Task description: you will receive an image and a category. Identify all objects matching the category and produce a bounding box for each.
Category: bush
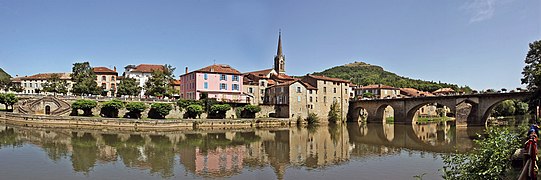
[148,103,173,119]
[209,104,231,119]
[328,101,341,123]
[306,113,319,124]
[100,100,124,118]
[185,104,204,119]
[71,99,97,116]
[125,102,147,119]
[240,105,261,118]
[177,99,202,110]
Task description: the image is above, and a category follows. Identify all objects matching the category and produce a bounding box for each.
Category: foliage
[328,101,341,123]
[185,104,204,119]
[0,68,11,91]
[313,61,472,93]
[71,99,97,116]
[9,84,24,93]
[100,100,124,118]
[116,77,141,97]
[177,99,203,111]
[442,128,522,180]
[71,62,100,95]
[148,103,173,119]
[125,102,147,119]
[515,101,529,115]
[492,100,530,117]
[239,105,261,118]
[522,40,541,109]
[362,92,374,98]
[144,64,176,98]
[306,113,319,124]
[42,73,69,95]
[0,93,18,111]
[209,104,231,119]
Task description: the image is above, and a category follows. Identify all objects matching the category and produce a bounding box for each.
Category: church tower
[274,31,286,74]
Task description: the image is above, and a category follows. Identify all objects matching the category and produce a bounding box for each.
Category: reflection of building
[194,147,244,177]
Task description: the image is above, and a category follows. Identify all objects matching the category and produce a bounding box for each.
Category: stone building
[355,84,400,99]
[123,64,165,97]
[264,80,316,119]
[301,75,350,121]
[92,67,118,97]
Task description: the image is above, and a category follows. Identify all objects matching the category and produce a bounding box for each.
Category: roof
[357,84,398,90]
[194,64,242,75]
[433,88,455,94]
[130,64,165,73]
[306,74,350,83]
[400,88,434,97]
[171,79,181,86]
[19,73,72,80]
[92,67,117,74]
[245,69,275,77]
[272,80,318,90]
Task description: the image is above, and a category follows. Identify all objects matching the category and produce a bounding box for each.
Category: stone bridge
[347,92,533,126]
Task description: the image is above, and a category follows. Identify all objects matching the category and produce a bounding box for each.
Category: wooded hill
[312,62,472,93]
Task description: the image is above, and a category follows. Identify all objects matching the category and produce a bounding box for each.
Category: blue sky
[0,0,539,90]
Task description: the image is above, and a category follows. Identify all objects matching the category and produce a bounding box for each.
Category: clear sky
[0,0,540,90]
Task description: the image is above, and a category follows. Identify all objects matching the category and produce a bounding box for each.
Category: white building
[14,73,74,95]
[123,64,165,97]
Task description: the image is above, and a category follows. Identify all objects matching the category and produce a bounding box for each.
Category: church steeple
[274,30,286,74]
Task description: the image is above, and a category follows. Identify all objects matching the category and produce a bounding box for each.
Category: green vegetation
[185,104,204,119]
[116,77,141,97]
[442,127,522,180]
[385,116,394,123]
[0,68,11,91]
[144,64,177,98]
[209,104,231,119]
[306,113,319,124]
[239,105,261,118]
[100,100,124,118]
[521,39,541,110]
[125,102,147,119]
[328,101,341,123]
[177,99,203,111]
[313,61,472,93]
[42,73,69,96]
[492,100,529,117]
[71,99,97,116]
[71,62,100,95]
[0,93,18,111]
[416,116,451,123]
[148,103,173,119]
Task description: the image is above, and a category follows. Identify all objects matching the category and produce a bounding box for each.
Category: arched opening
[45,105,51,115]
[485,99,530,125]
[376,104,394,123]
[407,102,454,124]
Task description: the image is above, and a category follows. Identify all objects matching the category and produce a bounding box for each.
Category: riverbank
[0,112,293,131]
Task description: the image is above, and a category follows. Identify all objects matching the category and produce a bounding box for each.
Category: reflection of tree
[0,127,21,148]
[116,135,146,168]
[146,135,175,178]
[328,123,341,145]
[71,132,98,174]
[42,140,69,162]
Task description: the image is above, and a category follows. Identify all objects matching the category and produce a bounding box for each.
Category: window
[323,87,327,93]
[24,83,27,87]
[334,88,337,93]
[220,74,227,81]
[260,81,265,86]
[220,83,227,90]
[261,89,265,95]
[297,96,301,102]
[309,97,313,103]
[232,84,239,90]
[111,76,115,81]
[280,87,284,93]
[204,73,208,80]
[102,76,106,81]
[309,90,312,94]
[296,87,301,93]
[232,75,239,81]
[101,83,106,89]
[29,83,32,88]
[249,87,253,93]
[324,96,327,103]
[204,82,208,89]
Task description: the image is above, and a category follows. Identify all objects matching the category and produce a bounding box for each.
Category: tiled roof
[433,88,455,94]
[194,64,242,75]
[245,69,274,77]
[400,88,434,97]
[273,80,318,90]
[92,67,117,74]
[357,84,398,90]
[306,74,350,83]
[131,64,165,73]
[171,80,181,86]
[20,73,72,80]
[273,73,296,80]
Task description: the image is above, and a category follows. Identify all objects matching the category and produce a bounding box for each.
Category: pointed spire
[277,29,282,56]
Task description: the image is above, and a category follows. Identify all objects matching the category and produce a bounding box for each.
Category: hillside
[0,68,10,79]
[312,62,472,92]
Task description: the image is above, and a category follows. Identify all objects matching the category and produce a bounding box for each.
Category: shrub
[185,104,204,119]
[148,103,173,119]
[71,99,97,116]
[306,113,319,124]
[328,101,341,123]
[125,102,147,119]
[100,100,124,118]
[240,105,261,118]
[177,99,201,110]
[209,104,231,119]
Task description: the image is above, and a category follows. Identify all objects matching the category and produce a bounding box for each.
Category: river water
[0,118,529,180]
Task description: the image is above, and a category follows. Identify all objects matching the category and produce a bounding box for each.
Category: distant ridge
[312,61,472,92]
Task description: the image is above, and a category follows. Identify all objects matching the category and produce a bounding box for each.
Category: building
[123,64,165,97]
[179,64,247,103]
[15,73,73,95]
[301,74,350,121]
[92,67,118,97]
[400,87,439,117]
[355,84,400,99]
[264,80,316,119]
[432,88,455,96]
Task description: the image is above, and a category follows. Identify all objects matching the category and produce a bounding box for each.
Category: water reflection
[0,121,500,179]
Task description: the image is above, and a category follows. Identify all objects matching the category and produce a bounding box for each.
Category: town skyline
[1,0,540,90]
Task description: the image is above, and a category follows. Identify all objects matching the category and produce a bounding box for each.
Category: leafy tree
[209,104,231,119]
[125,102,147,119]
[0,93,18,111]
[185,104,204,119]
[492,100,516,117]
[144,64,175,98]
[515,101,529,115]
[177,99,203,110]
[117,77,141,97]
[42,73,69,96]
[306,113,319,124]
[71,62,100,96]
[362,92,374,98]
[9,84,24,93]
[328,101,341,123]
[71,99,97,116]
[521,40,541,108]
[148,103,173,119]
[100,100,124,118]
[241,105,261,118]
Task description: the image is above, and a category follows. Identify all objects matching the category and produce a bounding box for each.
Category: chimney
[185,67,188,74]
[114,66,117,72]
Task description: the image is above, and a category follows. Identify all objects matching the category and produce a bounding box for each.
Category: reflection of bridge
[348,92,532,126]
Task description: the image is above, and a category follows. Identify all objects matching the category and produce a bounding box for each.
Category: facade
[93,67,118,97]
[264,80,316,119]
[179,64,246,103]
[123,64,165,97]
[355,84,400,99]
[301,75,350,121]
[15,73,73,95]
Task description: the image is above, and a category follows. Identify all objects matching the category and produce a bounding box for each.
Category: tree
[42,73,69,96]
[148,103,173,119]
[241,105,261,118]
[9,84,24,93]
[492,100,516,117]
[328,101,341,123]
[0,93,18,111]
[100,100,124,118]
[125,102,147,119]
[144,64,175,98]
[71,99,97,116]
[116,77,141,97]
[515,101,529,115]
[522,40,541,110]
[209,104,231,119]
[71,62,100,96]
[185,104,204,119]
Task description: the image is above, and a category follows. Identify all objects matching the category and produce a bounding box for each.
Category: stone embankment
[0,112,293,131]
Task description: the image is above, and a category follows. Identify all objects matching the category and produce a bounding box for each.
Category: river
[0,117,530,180]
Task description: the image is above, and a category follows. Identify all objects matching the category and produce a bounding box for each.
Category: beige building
[15,73,73,95]
[355,84,400,99]
[264,80,316,119]
[93,67,118,97]
[301,74,350,121]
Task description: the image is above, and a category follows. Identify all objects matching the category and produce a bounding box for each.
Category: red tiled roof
[20,73,72,80]
[400,88,434,97]
[131,64,165,73]
[92,67,117,75]
[171,79,181,86]
[194,64,242,75]
[306,74,350,83]
[357,84,398,90]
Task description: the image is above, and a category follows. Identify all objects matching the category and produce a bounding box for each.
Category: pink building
[180,64,247,103]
